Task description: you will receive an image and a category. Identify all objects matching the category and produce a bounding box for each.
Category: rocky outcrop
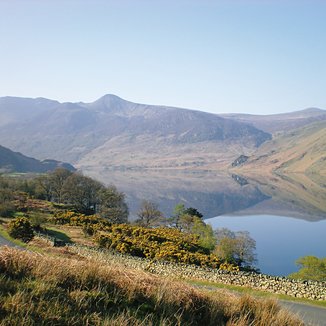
[231,155,249,167]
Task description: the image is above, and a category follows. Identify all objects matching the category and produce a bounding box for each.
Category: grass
[187,279,326,309]
[45,227,72,243]
[0,247,304,326]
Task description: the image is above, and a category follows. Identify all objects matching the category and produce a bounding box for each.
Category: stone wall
[69,245,326,301]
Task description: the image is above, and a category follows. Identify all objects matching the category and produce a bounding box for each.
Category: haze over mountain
[0,144,75,173]
[0,95,325,171]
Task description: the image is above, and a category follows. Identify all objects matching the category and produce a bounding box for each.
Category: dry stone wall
[70,245,326,301]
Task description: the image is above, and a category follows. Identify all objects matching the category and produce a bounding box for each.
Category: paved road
[0,235,20,248]
[280,300,326,326]
[191,283,326,326]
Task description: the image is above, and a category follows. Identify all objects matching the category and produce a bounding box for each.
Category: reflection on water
[85,169,326,221]
[206,215,326,275]
[83,168,326,275]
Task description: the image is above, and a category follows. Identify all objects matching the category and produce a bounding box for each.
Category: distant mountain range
[0,95,325,172]
[0,144,75,173]
[221,108,326,134]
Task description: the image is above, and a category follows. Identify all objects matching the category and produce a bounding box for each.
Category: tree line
[0,168,128,223]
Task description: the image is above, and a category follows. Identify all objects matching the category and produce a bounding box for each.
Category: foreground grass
[187,279,326,309]
[0,248,303,326]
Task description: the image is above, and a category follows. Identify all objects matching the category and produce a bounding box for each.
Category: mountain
[233,120,326,175]
[0,95,324,171]
[0,144,75,173]
[221,108,326,134]
[0,95,271,170]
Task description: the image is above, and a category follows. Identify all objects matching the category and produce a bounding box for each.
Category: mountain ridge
[0,94,325,171]
[0,95,272,169]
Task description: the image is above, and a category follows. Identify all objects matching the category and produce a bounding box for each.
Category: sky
[0,0,326,114]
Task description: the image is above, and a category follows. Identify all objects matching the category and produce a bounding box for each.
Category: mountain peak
[97,94,125,103]
[90,94,130,111]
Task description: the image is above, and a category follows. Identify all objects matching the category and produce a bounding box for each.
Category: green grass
[45,227,72,243]
[186,279,326,308]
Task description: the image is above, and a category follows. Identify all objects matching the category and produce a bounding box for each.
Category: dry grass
[0,247,303,326]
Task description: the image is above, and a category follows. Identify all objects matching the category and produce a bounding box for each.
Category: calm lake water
[206,215,326,276]
[85,168,326,276]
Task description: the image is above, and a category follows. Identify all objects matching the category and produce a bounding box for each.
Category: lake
[84,168,326,276]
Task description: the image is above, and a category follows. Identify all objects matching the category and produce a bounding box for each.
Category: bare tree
[136,200,163,227]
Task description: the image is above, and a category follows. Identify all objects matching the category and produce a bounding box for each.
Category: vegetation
[136,200,164,227]
[0,172,259,271]
[289,256,326,281]
[7,217,34,242]
[0,248,303,326]
[214,228,257,270]
[0,169,128,222]
[95,224,233,270]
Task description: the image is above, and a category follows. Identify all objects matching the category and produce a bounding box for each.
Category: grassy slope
[234,120,326,175]
[0,247,303,326]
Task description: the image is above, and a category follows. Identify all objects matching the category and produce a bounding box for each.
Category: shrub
[94,224,234,269]
[52,210,108,227]
[8,217,34,242]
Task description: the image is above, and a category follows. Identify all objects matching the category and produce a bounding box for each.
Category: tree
[62,173,103,214]
[98,186,129,223]
[289,256,326,281]
[179,213,196,233]
[0,188,15,217]
[214,228,257,268]
[191,218,216,251]
[135,200,163,227]
[49,168,73,203]
[170,203,186,229]
[183,207,203,219]
[36,175,53,201]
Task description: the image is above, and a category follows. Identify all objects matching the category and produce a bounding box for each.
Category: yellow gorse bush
[51,211,237,270]
[94,224,225,269]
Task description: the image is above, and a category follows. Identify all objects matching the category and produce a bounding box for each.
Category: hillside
[221,108,326,134]
[0,144,75,173]
[233,121,326,175]
[0,95,271,169]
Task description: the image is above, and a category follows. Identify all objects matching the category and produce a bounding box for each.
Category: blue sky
[0,0,325,114]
